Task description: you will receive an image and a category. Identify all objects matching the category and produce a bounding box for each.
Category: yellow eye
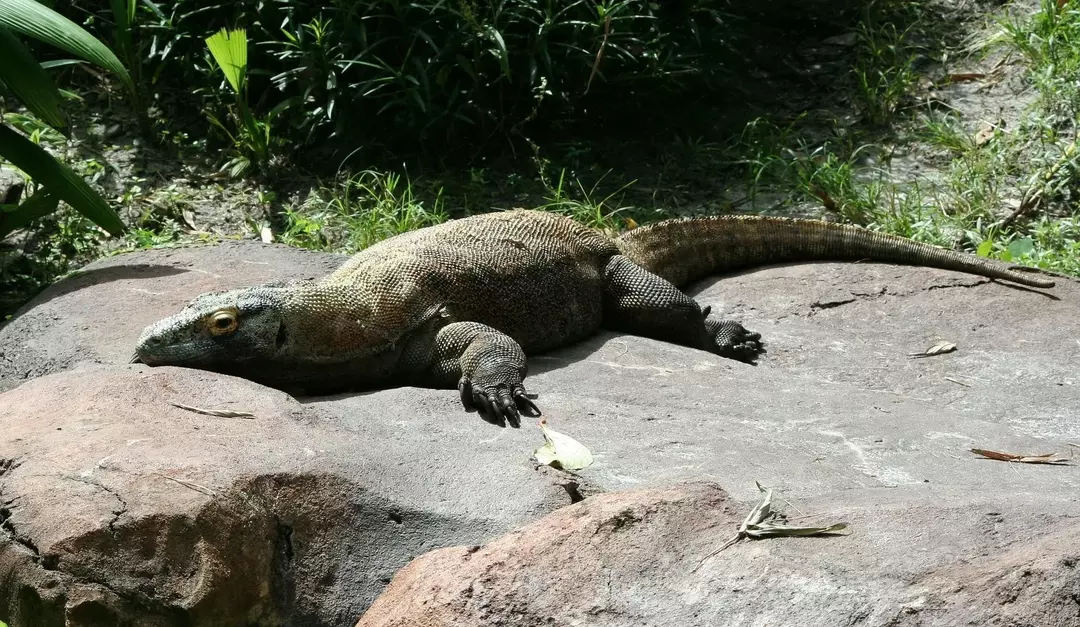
[207,309,238,336]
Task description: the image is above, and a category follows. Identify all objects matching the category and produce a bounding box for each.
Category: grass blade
[0,123,124,236]
[0,27,67,131]
[0,0,132,90]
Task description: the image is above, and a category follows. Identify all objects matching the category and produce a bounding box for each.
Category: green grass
[715,0,1080,281]
[278,170,448,253]
[996,0,1080,116]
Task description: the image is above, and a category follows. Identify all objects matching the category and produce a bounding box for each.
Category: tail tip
[1007,266,1056,288]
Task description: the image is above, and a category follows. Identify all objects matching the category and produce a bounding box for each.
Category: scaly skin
[134,209,1054,426]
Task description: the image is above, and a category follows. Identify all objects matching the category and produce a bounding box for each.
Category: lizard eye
[207,309,238,336]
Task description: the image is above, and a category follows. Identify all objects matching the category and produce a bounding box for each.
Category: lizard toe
[706,318,766,363]
[458,376,530,427]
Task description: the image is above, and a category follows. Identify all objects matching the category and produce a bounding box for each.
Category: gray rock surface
[1,240,1078,626]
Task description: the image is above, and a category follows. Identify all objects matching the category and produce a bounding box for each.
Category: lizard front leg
[421,321,540,426]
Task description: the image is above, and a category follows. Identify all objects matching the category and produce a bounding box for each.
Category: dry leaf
[974,123,995,147]
[971,448,1070,464]
[170,402,255,418]
[181,207,198,231]
[695,482,848,568]
[943,377,971,387]
[946,73,986,83]
[909,342,957,358]
[810,185,837,212]
[534,419,594,471]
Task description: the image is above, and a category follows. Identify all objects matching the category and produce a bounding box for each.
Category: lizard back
[322,210,619,353]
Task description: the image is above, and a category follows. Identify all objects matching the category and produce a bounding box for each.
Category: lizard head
[133,286,290,369]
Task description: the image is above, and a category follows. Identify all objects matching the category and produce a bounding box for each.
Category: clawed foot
[458,377,541,427]
[705,316,765,363]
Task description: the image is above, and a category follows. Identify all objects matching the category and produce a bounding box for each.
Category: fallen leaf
[744,522,849,538]
[909,341,957,358]
[946,73,986,83]
[943,377,971,387]
[169,402,255,418]
[810,184,837,212]
[694,482,848,569]
[974,123,995,147]
[181,207,198,231]
[971,448,1070,464]
[534,418,594,471]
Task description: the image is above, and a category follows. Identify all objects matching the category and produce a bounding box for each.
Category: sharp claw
[487,394,503,421]
[459,379,476,412]
[478,393,498,422]
[514,389,541,416]
[129,353,143,364]
[498,395,520,427]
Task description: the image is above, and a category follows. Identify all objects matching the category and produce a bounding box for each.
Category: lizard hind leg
[601,255,765,363]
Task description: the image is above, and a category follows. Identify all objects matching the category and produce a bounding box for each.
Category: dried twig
[971,448,1070,465]
[155,473,217,496]
[169,402,254,419]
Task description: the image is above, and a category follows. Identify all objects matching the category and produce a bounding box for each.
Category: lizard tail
[614,215,1056,289]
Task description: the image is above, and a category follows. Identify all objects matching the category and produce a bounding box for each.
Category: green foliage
[203,28,279,177]
[851,1,921,125]
[280,170,447,252]
[535,168,633,231]
[66,0,734,156]
[0,0,129,239]
[996,0,1080,116]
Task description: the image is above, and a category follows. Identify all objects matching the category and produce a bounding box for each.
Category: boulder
[356,483,1080,627]
[0,240,1078,626]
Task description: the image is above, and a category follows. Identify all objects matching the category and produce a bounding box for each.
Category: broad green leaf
[0,123,124,236]
[976,240,993,258]
[1007,237,1035,259]
[0,187,59,238]
[534,419,594,471]
[0,27,67,131]
[0,0,132,90]
[205,28,248,94]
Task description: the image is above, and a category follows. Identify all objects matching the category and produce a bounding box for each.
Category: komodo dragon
[133,209,1054,425]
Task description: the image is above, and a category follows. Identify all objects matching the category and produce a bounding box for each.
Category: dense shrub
[67,0,736,160]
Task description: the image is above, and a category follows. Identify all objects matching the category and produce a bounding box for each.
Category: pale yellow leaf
[534,419,593,471]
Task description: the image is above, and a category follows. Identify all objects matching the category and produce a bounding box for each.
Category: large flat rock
[1,240,1078,626]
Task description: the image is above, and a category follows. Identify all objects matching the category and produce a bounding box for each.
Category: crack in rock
[0,501,43,561]
[65,476,129,534]
[810,277,990,311]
